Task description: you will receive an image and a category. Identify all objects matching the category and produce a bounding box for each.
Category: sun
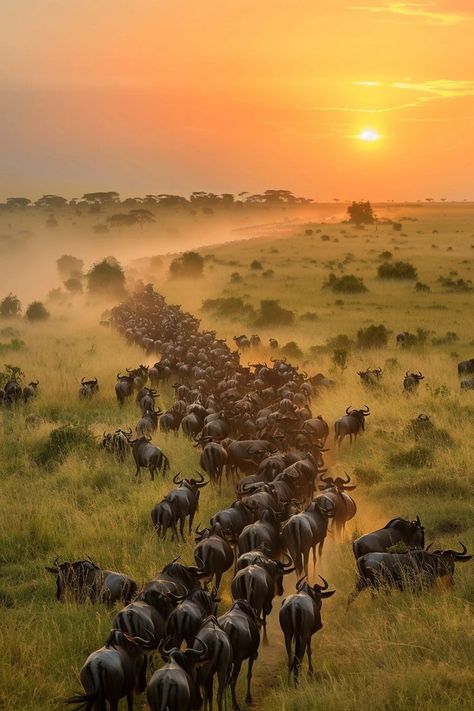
[358,129,381,142]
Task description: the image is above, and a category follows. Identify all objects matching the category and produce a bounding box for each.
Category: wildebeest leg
[171,520,179,542]
[262,612,268,645]
[230,659,241,711]
[189,508,196,535]
[134,465,141,481]
[206,676,214,711]
[215,570,222,590]
[126,692,133,711]
[245,655,255,704]
[306,640,314,677]
[284,633,293,683]
[149,465,155,481]
[109,699,119,711]
[179,516,186,541]
[303,548,310,578]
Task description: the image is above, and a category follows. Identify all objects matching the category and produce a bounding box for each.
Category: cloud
[349,1,473,25]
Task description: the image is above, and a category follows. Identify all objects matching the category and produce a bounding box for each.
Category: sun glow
[358,129,381,142]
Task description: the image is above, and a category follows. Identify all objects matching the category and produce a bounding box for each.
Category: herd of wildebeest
[1,284,473,711]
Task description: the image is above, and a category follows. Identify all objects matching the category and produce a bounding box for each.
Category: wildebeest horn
[345,406,352,414]
[173,472,183,484]
[296,575,307,590]
[158,635,174,657]
[320,474,331,484]
[170,555,181,564]
[342,471,351,484]
[53,555,61,567]
[316,575,329,591]
[405,371,410,377]
[194,470,204,483]
[425,543,434,552]
[93,377,98,384]
[416,515,421,526]
[81,377,86,384]
[281,552,293,569]
[363,405,370,413]
[446,542,471,560]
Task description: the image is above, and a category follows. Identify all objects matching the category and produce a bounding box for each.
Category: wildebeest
[238,508,281,558]
[218,600,262,710]
[349,543,472,603]
[403,370,424,393]
[79,377,99,400]
[115,372,135,406]
[128,435,170,481]
[138,559,205,601]
[300,415,329,445]
[458,358,474,376]
[250,334,261,348]
[281,501,330,577]
[353,516,425,560]
[166,472,209,539]
[279,575,335,685]
[357,368,382,386]
[3,379,23,406]
[66,629,148,711]
[113,598,175,650]
[151,498,178,541]
[460,377,474,391]
[135,408,162,436]
[233,334,251,350]
[23,379,39,403]
[334,405,370,447]
[191,616,233,711]
[167,588,219,648]
[269,337,279,350]
[101,428,132,463]
[45,556,137,605]
[194,523,234,589]
[396,331,414,347]
[146,638,207,711]
[136,386,158,415]
[316,473,357,540]
[199,441,228,492]
[210,500,255,538]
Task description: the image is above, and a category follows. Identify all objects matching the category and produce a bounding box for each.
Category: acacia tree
[0,293,22,318]
[25,301,50,322]
[87,258,127,298]
[169,251,204,279]
[347,201,375,225]
[56,255,84,280]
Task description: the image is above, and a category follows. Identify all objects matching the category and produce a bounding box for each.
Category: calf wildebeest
[218,600,262,711]
[23,379,39,403]
[167,588,219,648]
[192,616,233,711]
[115,372,135,406]
[231,555,294,640]
[66,629,148,711]
[353,516,425,560]
[458,358,474,376]
[151,498,178,541]
[45,556,137,605]
[349,543,472,603]
[79,377,99,400]
[310,373,335,390]
[166,472,209,539]
[135,408,162,436]
[146,639,208,711]
[281,501,330,577]
[128,435,170,481]
[403,370,424,393]
[316,473,357,540]
[269,337,279,350]
[334,405,370,447]
[357,368,382,386]
[194,523,234,589]
[101,428,131,463]
[279,576,335,685]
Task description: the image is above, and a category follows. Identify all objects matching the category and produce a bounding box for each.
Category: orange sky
[1,1,473,200]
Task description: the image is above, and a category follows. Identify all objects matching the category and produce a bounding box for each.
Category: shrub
[36,424,96,467]
[250,260,263,270]
[25,301,50,322]
[93,224,109,234]
[87,258,127,298]
[253,300,294,327]
[230,272,242,283]
[437,275,472,291]
[201,297,255,319]
[56,255,84,280]
[356,324,390,349]
[323,273,367,293]
[305,228,313,235]
[431,331,458,345]
[377,261,417,279]
[63,277,83,294]
[262,269,274,278]
[415,281,430,292]
[0,338,25,356]
[379,251,392,260]
[347,200,375,225]
[169,251,204,279]
[332,348,348,371]
[326,333,353,351]
[392,222,402,231]
[300,312,318,322]
[353,467,382,485]
[280,341,303,360]
[321,234,330,241]
[0,293,21,318]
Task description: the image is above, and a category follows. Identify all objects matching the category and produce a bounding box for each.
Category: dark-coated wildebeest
[403,370,424,393]
[194,523,234,590]
[23,379,39,403]
[167,588,219,648]
[231,554,294,641]
[233,334,251,350]
[279,575,335,685]
[151,498,178,541]
[250,334,261,348]
[352,516,425,560]
[238,508,281,558]
[357,368,382,386]
[147,639,207,711]
[458,358,474,376]
[218,600,262,711]
[128,435,170,481]
[334,405,370,447]
[159,410,180,434]
[138,559,205,602]
[348,543,472,604]
[396,331,414,347]
[301,415,329,445]
[210,500,255,538]
[113,598,175,650]
[3,379,23,406]
[316,473,357,540]
[167,472,209,539]
[281,501,331,577]
[101,428,132,463]
[192,616,233,711]
[135,408,162,436]
[66,629,148,711]
[199,441,228,492]
[45,556,136,606]
[115,372,135,406]
[460,377,474,391]
[136,386,158,415]
[79,377,99,400]
[269,337,279,350]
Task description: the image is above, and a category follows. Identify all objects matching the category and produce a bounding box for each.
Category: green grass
[1,206,473,710]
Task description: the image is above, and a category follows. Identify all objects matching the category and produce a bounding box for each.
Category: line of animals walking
[2,285,472,711]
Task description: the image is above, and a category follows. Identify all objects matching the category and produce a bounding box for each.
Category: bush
[87,258,127,298]
[326,333,354,351]
[250,260,263,270]
[25,301,50,322]
[253,300,294,327]
[56,255,84,280]
[280,341,303,360]
[169,251,204,279]
[262,269,274,278]
[201,297,255,319]
[0,339,25,356]
[347,200,375,225]
[0,294,21,318]
[437,275,472,291]
[377,261,417,279]
[356,324,390,349]
[36,424,97,467]
[431,331,458,345]
[300,312,318,322]
[415,281,430,292]
[323,273,367,293]
[64,277,83,294]
[379,251,392,260]
[392,222,402,231]
[230,272,242,283]
[353,467,382,485]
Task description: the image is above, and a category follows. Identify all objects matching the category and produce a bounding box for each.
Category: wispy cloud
[312,79,474,113]
[349,2,473,25]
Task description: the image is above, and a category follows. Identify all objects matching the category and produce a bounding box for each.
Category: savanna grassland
[1,205,473,711]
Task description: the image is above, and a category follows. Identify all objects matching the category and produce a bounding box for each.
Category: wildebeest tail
[291,604,303,674]
[66,662,104,711]
[162,453,170,476]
